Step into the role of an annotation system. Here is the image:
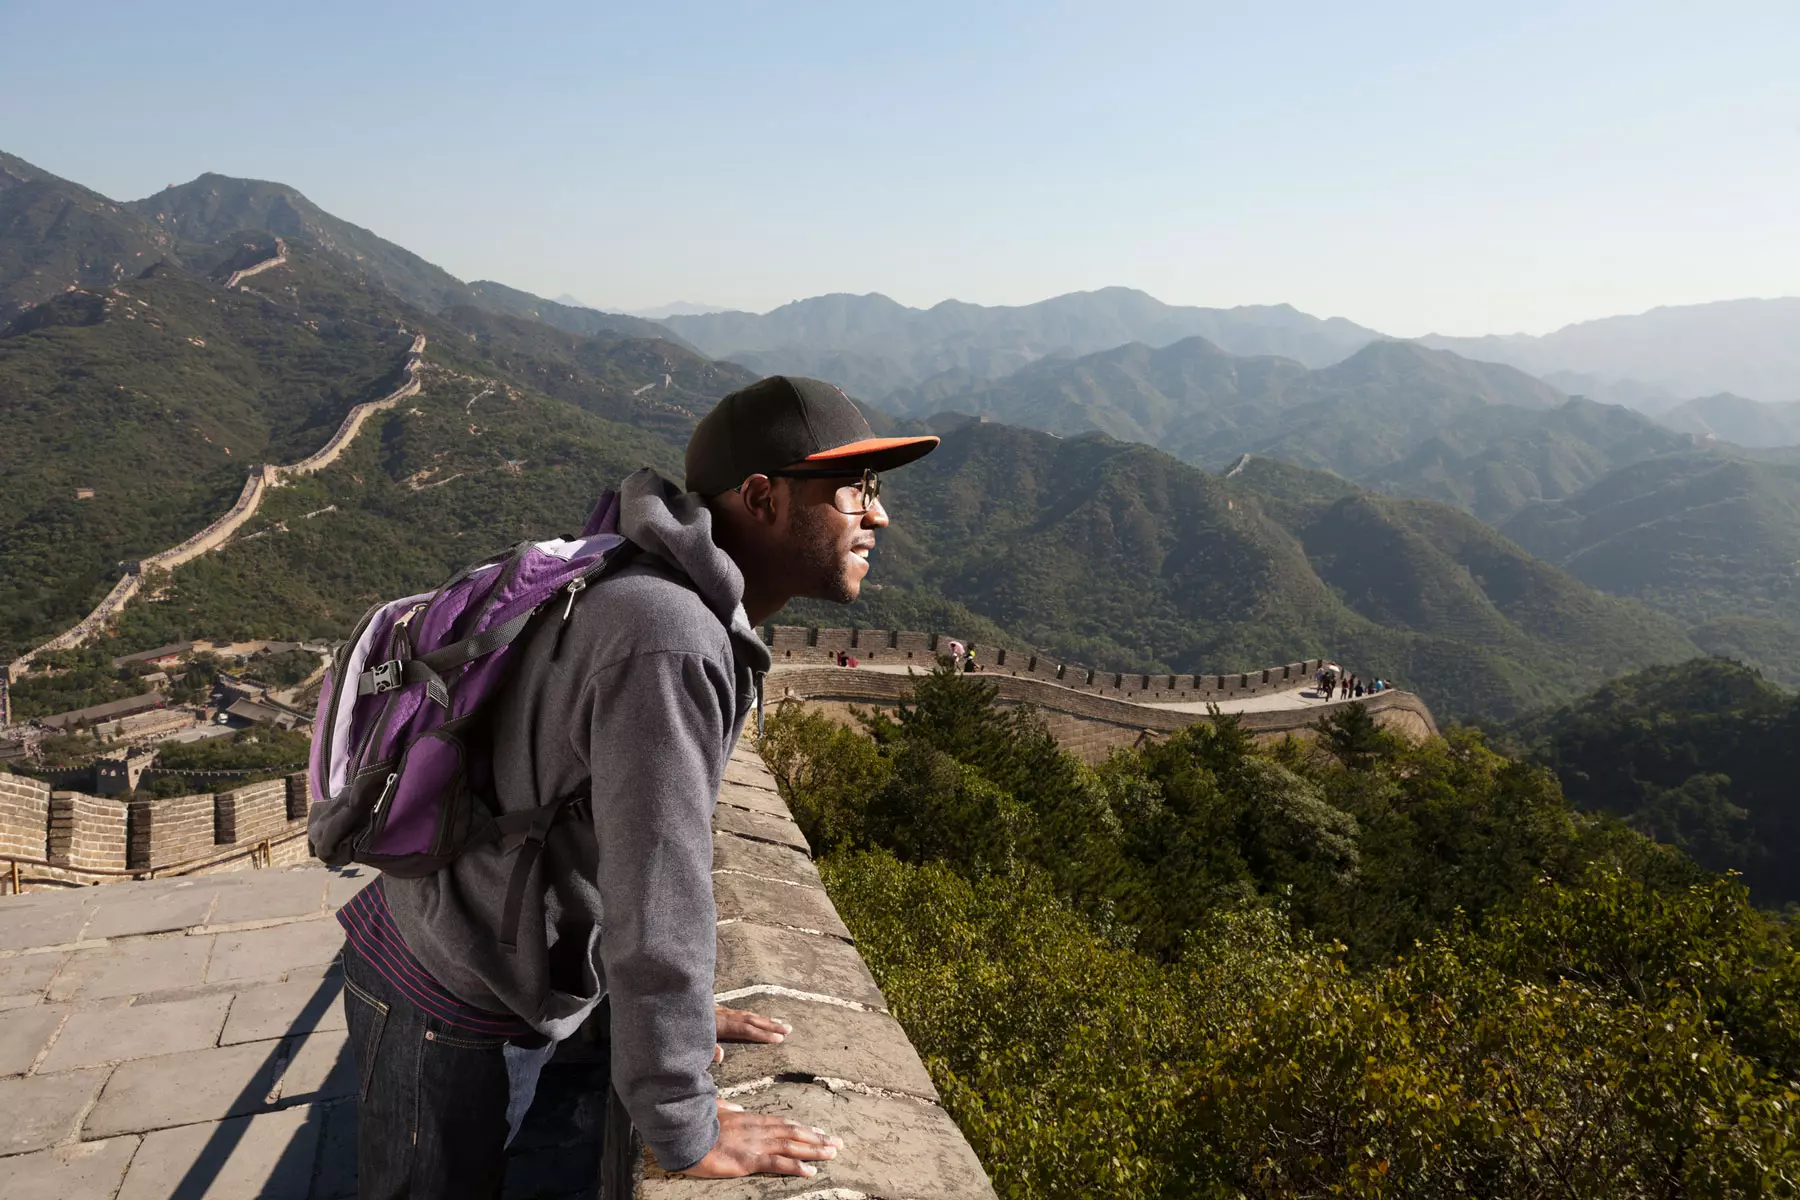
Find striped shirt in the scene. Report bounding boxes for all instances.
[336,877,532,1038]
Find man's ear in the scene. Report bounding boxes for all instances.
[736,474,781,527]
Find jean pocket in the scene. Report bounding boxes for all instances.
[342,973,391,1102]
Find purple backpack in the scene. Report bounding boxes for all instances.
[307,491,636,947]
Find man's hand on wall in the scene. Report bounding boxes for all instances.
[678,1098,843,1178]
[712,1002,791,1063]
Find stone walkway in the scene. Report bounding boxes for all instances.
[0,865,609,1199]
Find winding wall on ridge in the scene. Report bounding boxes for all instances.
[759,626,1437,760]
[6,334,427,681]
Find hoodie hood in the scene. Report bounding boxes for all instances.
[617,468,772,675]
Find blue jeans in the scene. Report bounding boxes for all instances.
[340,943,638,1199]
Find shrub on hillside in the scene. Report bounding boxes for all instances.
[767,666,1800,1197]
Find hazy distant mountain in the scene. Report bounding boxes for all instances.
[1654,393,1800,449]
[1540,370,1685,415]
[880,335,1687,521]
[662,288,1383,399]
[629,300,734,319]
[1418,298,1800,404]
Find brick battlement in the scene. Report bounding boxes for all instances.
[765,664,1438,763]
[0,773,312,893]
[761,624,1331,703]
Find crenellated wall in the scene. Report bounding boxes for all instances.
[6,335,429,681]
[764,664,1438,762]
[0,773,312,893]
[761,624,1332,705]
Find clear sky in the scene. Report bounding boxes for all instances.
[1,0,1794,336]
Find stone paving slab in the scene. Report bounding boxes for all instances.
[116,1104,323,1200]
[0,991,43,1011]
[0,1004,65,1075]
[714,872,850,940]
[716,780,788,817]
[207,918,344,984]
[83,881,218,940]
[712,804,810,854]
[222,976,347,1045]
[279,1028,354,1104]
[0,952,67,997]
[85,1040,292,1137]
[0,903,93,953]
[715,993,938,1102]
[640,1081,995,1198]
[712,832,821,888]
[40,992,232,1073]
[48,936,214,1002]
[210,871,330,926]
[0,1067,108,1154]
[715,922,886,1011]
[4,1135,141,1200]
[325,867,374,911]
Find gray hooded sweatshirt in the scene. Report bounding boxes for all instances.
[384,468,771,1171]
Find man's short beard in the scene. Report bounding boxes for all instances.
[790,502,856,604]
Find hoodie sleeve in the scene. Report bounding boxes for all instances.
[583,646,733,1172]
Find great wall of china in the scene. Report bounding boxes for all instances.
[758,625,1437,758]
[221,236,288,289]
[5,333,427,681]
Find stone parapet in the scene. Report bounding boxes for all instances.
[48,791,127,871]
[765,665,1437,763]
[0,773,52,866]
[215,779,294,846]
[639,742,995,1197]
[129,793,216,869]
[3,772,314,890]
[758,625,1329,703]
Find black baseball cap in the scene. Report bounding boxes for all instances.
[685,375,939,496]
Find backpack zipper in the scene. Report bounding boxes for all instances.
[551,577,586,660]
[370,772,400,824]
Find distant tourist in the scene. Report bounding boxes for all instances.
[847,653,860,668]
[835,648,848,666]
[329,376,938,1190]
[947,638,964,667]
[964,651,980,673]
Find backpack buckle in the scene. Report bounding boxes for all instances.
[369,660,403,694]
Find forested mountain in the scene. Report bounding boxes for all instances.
[784,424,1696,717]
[1494,658,1800,905]
[0,147,1753,724]
[1418,297,1800,405]
[0,152,204,317]
[1656,391,1800,448]
[662,288,1382,400]
[0,231,750,661]
[125,172,676,343]
[882,335,1695,522]
[1501,453,1800,686]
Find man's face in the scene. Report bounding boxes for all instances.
[781,475,886,604]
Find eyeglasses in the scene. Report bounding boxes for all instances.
[754,467,883,515]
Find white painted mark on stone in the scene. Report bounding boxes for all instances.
[714,984,885,1014]
[713,867,821,891]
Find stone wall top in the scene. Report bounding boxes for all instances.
[759,624,1330,704]
[641,739,995,1196]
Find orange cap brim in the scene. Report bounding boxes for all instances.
[802,435,941,470]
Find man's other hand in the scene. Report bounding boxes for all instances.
[713,1003,791,1062]
[677,1098,842,1178]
